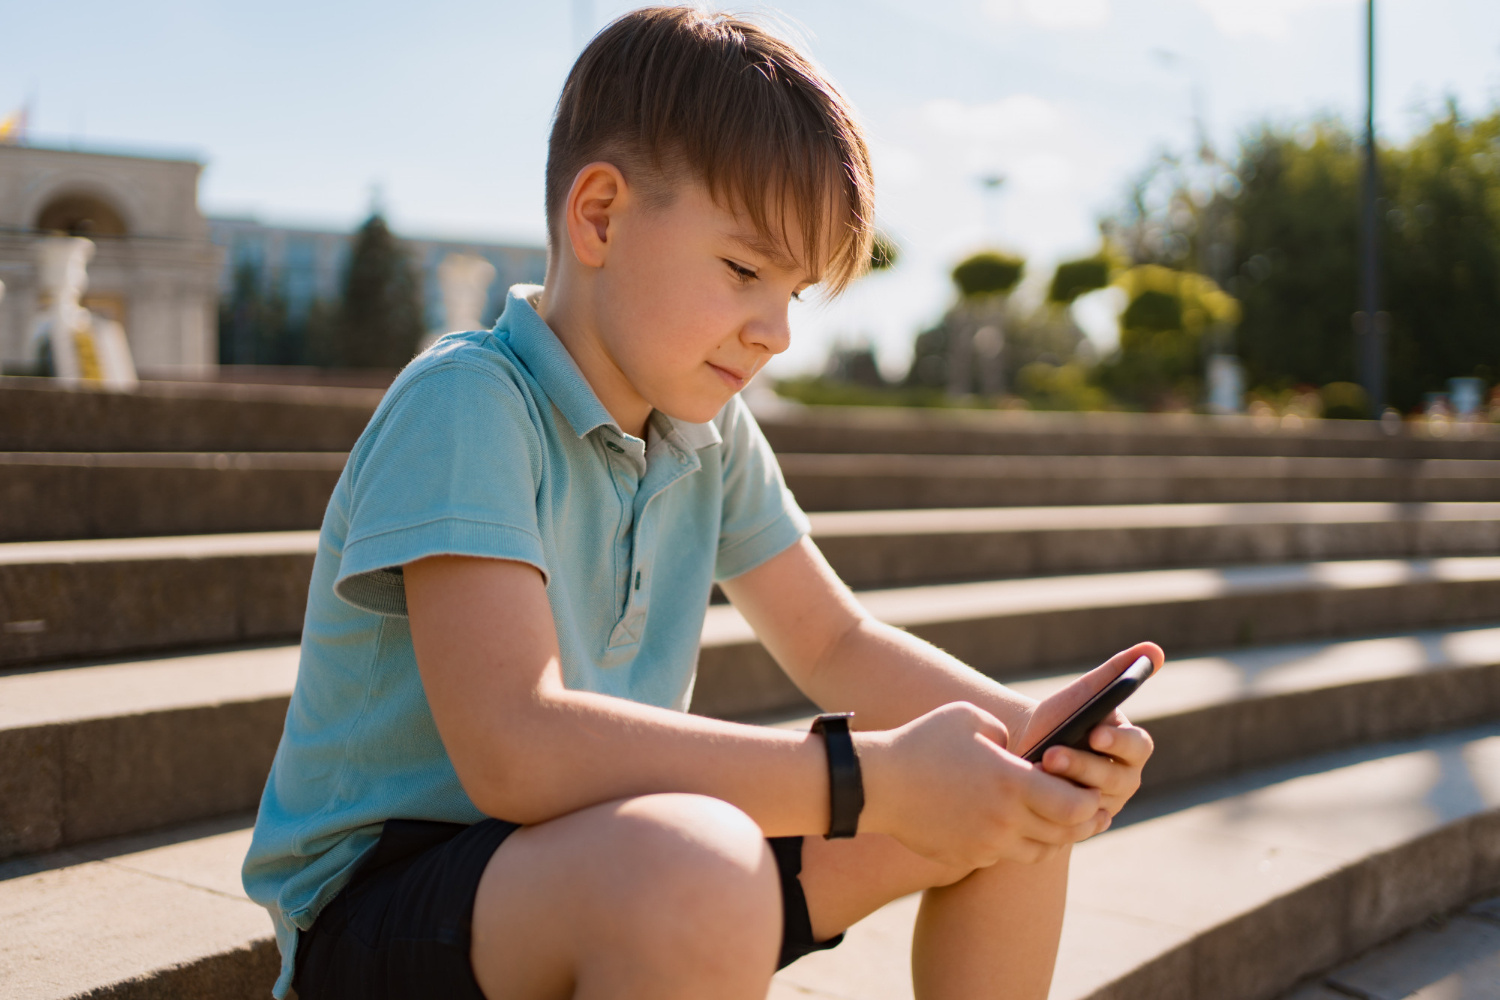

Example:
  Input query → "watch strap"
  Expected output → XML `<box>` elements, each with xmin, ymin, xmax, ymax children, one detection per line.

<box><xmin>811</xmin><ymin>713</ymin><xmax>864</xmax><ymax>839</ymax></box>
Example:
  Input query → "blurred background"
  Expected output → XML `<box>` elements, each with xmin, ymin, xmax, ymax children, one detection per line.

<box><xmin>4</xmin><ymin>0</ymin><xmax>1500</xmax><ymax>416</ymax></box>
<box><xmin>9</xmin><ymin>9</ymin><xmax>1500</xmax><ymax>995</ymax></box>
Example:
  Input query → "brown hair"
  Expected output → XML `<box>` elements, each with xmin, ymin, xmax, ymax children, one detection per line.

<box><xmin>546</xmin><ymin>6</ymin><xmax>874</xmax><ymax>294</ymax></box>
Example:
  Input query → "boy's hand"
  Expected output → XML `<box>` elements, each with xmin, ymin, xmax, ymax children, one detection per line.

<box><xmin>859</xmin><ymin>702</ymin><xmax>1108</xmax><ymax>871</ymax></box>
<box><xmin>1019</xmin><ymin>642</ymin><xmax>1163</xmax><ymax>826</ymax></box>
<box><xmin>1036</xmin><ymin>712</ymin><xmax>1154</xmax><ymax>822</ymax></box>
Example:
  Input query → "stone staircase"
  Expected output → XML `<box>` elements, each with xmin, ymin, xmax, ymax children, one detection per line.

<box><xmin>3</xmin><ymin>375</ymin><xmax>1500</xmax><ymax>999</ymax></box>
<box><xmin>1282</xmin><ymin>894</ymin><xmax>1500</xmax><ymax>999</ymax></box>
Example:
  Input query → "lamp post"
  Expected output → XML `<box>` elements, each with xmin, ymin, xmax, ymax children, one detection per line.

<box><xmin>1356</xmin><ymin>0</ymin><xmax>1384</xmax><ymax>418</ymax></box>
<box><xmin>978</xmin><ymin>174</ymin><xmax>1005</xmax><ymax>243</ymax></box>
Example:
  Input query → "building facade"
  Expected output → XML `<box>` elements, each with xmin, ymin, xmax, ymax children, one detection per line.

<box><xmin>0</xmin><ymin>143</ymin><xmax>221</xmax><ymax>374</ymax></box>
<box><xmin>0</xmin><ymin>142</ymin><xmax>547</xmax><ymax>375</ymax></box>
<box><xmin>207</xmin><ymin>216</ymin><xmax>548</xmax><ymax>362</ymax></box>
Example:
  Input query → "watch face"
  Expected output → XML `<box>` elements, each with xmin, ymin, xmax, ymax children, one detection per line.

<box><xmin>813</xmin><ymin>712</ymin><xmax>855</xmax><ymax>732</ymax></box>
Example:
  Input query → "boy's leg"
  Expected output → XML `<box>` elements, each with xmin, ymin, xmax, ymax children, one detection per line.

<box><xmin>469</xmin><ymin>793</ymin><xmax>783</xmax><ymax>1000</ymax></box>
<box><xmin>798</xmin><ymin>834</ymin><xmax>1070</xmax><ymax>1000</ymax></box>
<box><xmin>911</xmin><ymin>849</ymin><xmax>1070</xmax><ymax>1000</ymax></box>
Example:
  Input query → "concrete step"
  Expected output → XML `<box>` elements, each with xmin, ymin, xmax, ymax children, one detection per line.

<box><xmin>1280</xmin><ymin>895</ymin><xmax>1500</xmax><ymax>1000</ymax></box>
<box><xmin>11</xmin><ymin>451</ymin><xmax>1500</xmax><ymax>542</ymax></box>
<box><xmin>6</xmin><ymin>726</ymin><xmax>1498</xmax><ymax>1000</ymax></box>
<box><xmin>6</xmin><ymin>624</ymin><xmax>1499</xmax><ymax>863</ymax></box>
<box><xmin>0</xmin><ymin>816</ymin><xmax>274</xmax><ymax>1000</ymax></box>
<box><xmin>770</xmin><ymin>724</ymin><xmax>1500</xmax><ymax>1000</ymax></box>
<box><xmin>812</xmin><ymin>501</ymin><xmax>1500</xmax><ymax>591</ymax></box>
<box><xmin>694</xmin><ymin>556</ymin><xmax>1500</xmax><ymax>719</ymax></box>
<box><xmin>773</xmin><ymin>624</ymin><xmax>1500</xmax><ymax>795</ymax></box>
<box><xmin>757</xmin><ymin>406</ymin><xmax>1500</xmax><ymax>461</ymax></box>
<box><xmin>12</xmin><ymin>504</ymin><xmax>1500</xmax><ymax>669</ymax></box>
<box><xmin>0</xmin><ymin>375</ymin><xmax>380</xmax><ymax>453</ymax></box>
<box><xmin>10</xmin><ymin>377</ymin><xmax>1500</xmax><ymax>460</ymax></box>
<box><xmin>0</xmin><ymin>532</ymin><xmax>316</xmax><ymax>668</ymax></box>
<box><xmin>778</xmin><ymin>453</ymin><xmax>1500</xmax><ymax>512</ymax></box>
<box><xmin>0</xmin><ymin>452</ymin><xmax>344</xmax><ymax>542</ymax></box>
<box><xmin>0</xmin><ymin>646</ymin><xmax>297</xmax><ymax>860</ymax></box>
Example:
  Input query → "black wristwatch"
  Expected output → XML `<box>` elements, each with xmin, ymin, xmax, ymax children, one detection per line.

<box><xmin>811</xmin><ymin>713</ymin><xmax>864</xmax><ymax>839</ymax></box>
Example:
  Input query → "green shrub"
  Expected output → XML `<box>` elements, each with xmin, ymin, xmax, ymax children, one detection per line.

<box><xmin>1048</xmin><ymin>257</ymin><xmax>1110</xmax><ymax>304</ymax></box>
<box><xmin>1016</xmin><ymin>362</ymin><xmax>1113</xmax><ymax>411</ymax></box>
<box><xmin>773</xmin><ymin>376</ymin><xmax>954</xmax><ymax>408</ymax></box>
<box><xmin>869</xmin><ymin>231</ymin><xmax>900</xmax><ymax>272</ymax></box>
<box><xmin>952</xmin><ymin>252</ymin><xmax>1025</xmax><ymax>298</ymax></box>
<box><xmin>1320</xmin><ymin>381</ymin><xmax>1370</xmax><ymax>419</ymax></box>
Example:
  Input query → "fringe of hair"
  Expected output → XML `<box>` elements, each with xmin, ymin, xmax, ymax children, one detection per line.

<box><xmin>546</xmin><ymin>6</ymin><xmax>875</xmax><ymax>295</ymax></box>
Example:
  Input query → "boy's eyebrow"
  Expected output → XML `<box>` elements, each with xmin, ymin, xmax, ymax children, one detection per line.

<box><xmin>724</xmin><ymin>230</ymin><xmax>809</xmax><ymax>278</ymax></box>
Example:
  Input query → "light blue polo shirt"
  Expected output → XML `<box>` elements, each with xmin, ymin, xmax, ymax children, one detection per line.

<box><xmin>242</xmin><ymin>285</ymin><xmax>809</xmax><ymax>997</ymax></box>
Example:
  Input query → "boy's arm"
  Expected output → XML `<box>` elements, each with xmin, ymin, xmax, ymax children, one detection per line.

<box><xmin>404</xmin><ymin>553</ymin><xmax>1107</xmax><ymax>868</ymax></box>
<box><xmin>719</xmin><ymin>537</ymin><xmax>1161</xmax><ymax>818</ymax></box>
<box><xmin>720</xmin><ymin>537</ymin><xmax>1036</xmax><ymax>732</ymax></box>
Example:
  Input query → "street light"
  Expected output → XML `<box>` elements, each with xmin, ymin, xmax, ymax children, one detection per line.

<box><xmin>1355</xmin><ymin>0</ymin><xmax>1385</xmax><ymax>419</ymax></box>
<box><xmin>978</xmin><ymin>174</ymin><xmax>1005</xmax><ymax>243</ymax></box>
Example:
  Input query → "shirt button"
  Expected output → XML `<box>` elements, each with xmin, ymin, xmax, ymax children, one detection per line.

<box><xmin>605</xmin><ymin>440</ymin><xmax>625</xmax><ymax>454</ymax></box>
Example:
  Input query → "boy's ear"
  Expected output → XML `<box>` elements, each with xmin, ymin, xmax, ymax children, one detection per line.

<box><xmin>564</xmin><ymin>162</ymin><xmax>627</xmax><ymax>269</ymax></box>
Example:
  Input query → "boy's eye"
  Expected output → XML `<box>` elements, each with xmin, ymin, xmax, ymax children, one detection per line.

<box><xmin>724</xmin><ymin>259</ymin><xmax>757</xmax><ymax>283</ymax></box>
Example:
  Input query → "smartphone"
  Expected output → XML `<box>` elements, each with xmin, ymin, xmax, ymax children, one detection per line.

<box><xmin>1021</xmin><ymin>655</ymin><xmax>1154</xmax><ymax>764</ymax></box>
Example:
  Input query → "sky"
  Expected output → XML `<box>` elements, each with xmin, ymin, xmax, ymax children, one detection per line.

<box><xmin>7</xmin><ymin>0</ymin><xmax>1500</xmax><ymax>377</ymax></box>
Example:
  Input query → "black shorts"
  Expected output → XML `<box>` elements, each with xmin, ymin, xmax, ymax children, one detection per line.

<box><xmin>293</xmin><ymin>818</ymin><xmax>844</xmax><ymax>999</ymax></box>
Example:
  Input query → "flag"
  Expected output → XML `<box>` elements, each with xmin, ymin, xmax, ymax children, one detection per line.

<box><xmin>0</xmin><ymin>106</ymin><xmax>28</xmax><ymax>144</ymax></box>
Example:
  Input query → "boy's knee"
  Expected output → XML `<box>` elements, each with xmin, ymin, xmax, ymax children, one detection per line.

<box><xmin>600</xmin><ymin>794</ymin><xmax>781</xmax><ymax>956</ymax></box>
<box><xmin>614</xmin><ymin>792</ymin><xmax>765</xmax><ymax>852</ymax></box>
<box><xmin>608</xmin><ymin>793</ymin><xmax>774</xmax><ymax>896</ymax></box>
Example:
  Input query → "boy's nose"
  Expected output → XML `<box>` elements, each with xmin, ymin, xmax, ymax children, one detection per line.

<box><xmin>744</xmin><ymin>310</ymin><xmax>792</xmax><ymax>356</ymax></box>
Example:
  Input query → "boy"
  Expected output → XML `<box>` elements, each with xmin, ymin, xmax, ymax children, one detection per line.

<box><xmin>243</xmin><ymin>8</ymin><xmax>1161</xmax><ymax>999</ymax></box>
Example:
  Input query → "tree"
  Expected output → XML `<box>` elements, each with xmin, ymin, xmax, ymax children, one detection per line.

<box><xmin>1107</xmin><ymin>105</ymin><xmax>1500</xmax><ymax>411</ymax></box>
<box><xmin>218</xmin><ymin>261</ymin><xmax>293</xmax><ymax>366</ymax></box>
<box><xmin>1380</xmin><ymin>106</ymin><xmax>1500</xmax><ymax>406</ymax></box>
<box><xmin>1096</xmin><ymin>265</ymin><xmax>1240</xmax><ymax>409</ymax></box>
<box><xmin>904</xmin><ymin>251</ymin><xmax>1027</xmax><ymax>396</ymax></box>
<box><xmin>1228</xmin><ymin>121</ymin><xmax>1363</xmax><ymax>393</ymax></box>
<box><xmin>904</xmin><ymin>251</ymin><xmax>1101</xmax><ymax>400</ymax></box>
<box><xmin>334</xmin><ymin>214</ymin><xmax>425</xmax><ymax>369</ymax></box>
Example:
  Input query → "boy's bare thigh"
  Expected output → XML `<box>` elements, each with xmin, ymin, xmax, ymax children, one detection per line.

<box><xmin>470</xmin><ymin>794</ymin><xmax>780</xmax><ymax>1000</ymax></box>
<box><xmin>471</xmin><ymin>795</ymin><xmax>971</xmax><ymax>1000</ymax></box>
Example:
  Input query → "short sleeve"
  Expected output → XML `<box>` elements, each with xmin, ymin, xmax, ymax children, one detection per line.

<box><xmin>334</xmin><ymin>362</ymin><xmax>547</xmax><ymax>616</ymax></box>
<box><xmin>713</xmin><ymin>396</ymin><xmax>811</xmax><ymax>581</ymax></box>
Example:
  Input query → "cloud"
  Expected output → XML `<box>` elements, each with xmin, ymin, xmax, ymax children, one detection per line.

<box><xmin>1191</xmin><ymin>0</ymin><xmax>1362</xmax><ymax>39</ymax></box>
<box><xmin>984</xmin><ymin>0</ymin><xmax>1111</xmax><ymax>30</ymax></box>
<box><xmin>897</xmin><ymin>94</ymin><xmax>1130</xmax><ymax>281</ymax></box>
<box><xmin>869</xmin><ymin>140</ymin><xmax>922</xmax><ymax>186</ymax></box>
<box><xmin>921</xmin><ymin>93</ymin><xmax>1063</xmax><ymax>141</ymax></box>
<box><xmin>915</xmin><ymin>95</ymin><xmax>1099</xmax><ymax>204</ymax></box>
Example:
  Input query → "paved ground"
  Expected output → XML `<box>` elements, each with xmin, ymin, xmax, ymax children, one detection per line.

<box><xmin>767</xmin><ymin>730</ymin><xmax>1500</xmax><ymax>1000</ymax></box>
<box><xmin>1283</xmin><ymin>896</ymin><xmax>1500</xmax><ymax>1000</ymax></box>
<box><xmin>768</xmin><ymin>895</ymin><xmax>1500</xmax><ymax>1000</ymax></box>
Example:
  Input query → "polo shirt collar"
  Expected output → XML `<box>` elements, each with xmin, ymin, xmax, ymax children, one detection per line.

<box><xmin>654</xmin><ymin>409</ymin><xmax>722</xmax><ymax>452</ymax></box>
<box><xmin>498</xmin><ymin>285</ymin><xmax>723</xmax><ymax>451</ymax></box>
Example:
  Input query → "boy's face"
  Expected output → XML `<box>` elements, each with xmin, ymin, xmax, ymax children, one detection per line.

<box><xmin>588</xmin><ymin>176</ymin><xmax>819</xmax><ymax>426</ymax></box>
